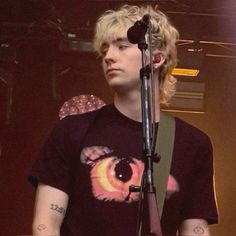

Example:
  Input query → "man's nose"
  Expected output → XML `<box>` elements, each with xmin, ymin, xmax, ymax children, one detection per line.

<box><xmin>104</xmin><ymin>47</ymin><xmax>117</xmax><ymax>64</ymax></box>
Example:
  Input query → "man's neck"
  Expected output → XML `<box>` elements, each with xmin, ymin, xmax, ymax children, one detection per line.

<box><xmin>114</xmin><ymin>91</ymin><xmax>160</xmax><ymax>122</ymax></box>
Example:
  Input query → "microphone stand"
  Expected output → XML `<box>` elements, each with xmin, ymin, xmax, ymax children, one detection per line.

<box><xmin>132</xmin><ymin>18</ymin><xmax>163</xmax><ymax>236</ymax></box>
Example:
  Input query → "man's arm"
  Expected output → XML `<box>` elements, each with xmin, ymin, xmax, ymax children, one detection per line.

<box><xmin>32</xmin><ymin>183</ymin><xmax>69</xmax><ymax>235</ymax></box>
<box><xmin>179</xmin><ymin>219</ymin><xmax>210</xmax><ymax>236</ymax></box>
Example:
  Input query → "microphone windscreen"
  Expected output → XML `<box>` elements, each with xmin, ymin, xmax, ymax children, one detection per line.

<box><xmin>127</xmin><ymin>21</ymin><xmax>147</xmax><ymax>44</ymax></box>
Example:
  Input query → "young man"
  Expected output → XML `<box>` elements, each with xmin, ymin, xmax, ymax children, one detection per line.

<box><xmin>29</xmin><ymin>4</ymin><xmax>218</xmax><ymax>236</ymax></box>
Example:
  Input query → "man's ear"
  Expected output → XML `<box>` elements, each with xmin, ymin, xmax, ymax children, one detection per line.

<box><xmin>153</xmin><ymin>53</ymin><xmax>165</xmax><ymax>69</ymax></box>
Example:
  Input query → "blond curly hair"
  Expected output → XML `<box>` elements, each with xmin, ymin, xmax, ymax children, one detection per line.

<box><xmin>93</xmin><ymin>4</ymin><xmax>179</xmax><ymax>106</ymax></box>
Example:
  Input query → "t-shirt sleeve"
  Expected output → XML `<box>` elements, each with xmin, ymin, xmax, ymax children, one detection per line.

<box><xmin>28</xmin><ymin>116</ymin><xmax>80</xmax><ymax>195</ymax></box>
<box><xmin>182</xmin><ymin>135</ymin><xmax>218</xmax><ymax>224</ymax></box>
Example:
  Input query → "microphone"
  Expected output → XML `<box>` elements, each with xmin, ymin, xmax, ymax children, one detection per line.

<box><xmin>127</xmin><ymin>14</ymin><xmax>150</xmax><ymax>44</ymax></box>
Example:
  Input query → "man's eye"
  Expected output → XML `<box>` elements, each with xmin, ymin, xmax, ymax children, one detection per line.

<box><xmin>100</xmin><ymin>46</ymin><xmax>108</xmax><ymax>56</ymax></box>
<box><xmin>119</xmin><ymin>44</ymin><xmax>129</xmax><ymax>50</ymax></box>
<box><xmin>101</xmin><ymin>49</ymin><xmax>108</xmax><ymax>57</ymax></box>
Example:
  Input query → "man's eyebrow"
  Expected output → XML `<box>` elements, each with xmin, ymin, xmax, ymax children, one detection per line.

<box><xmin>102</xmin><ymin>37</ymin><xmax>129</xmax><ymax>46</ymax></box>
<box><xmin>116</xmin><ymin>37</ymin><xmax>129</xmax><ymax>43</ymax></box>
<box><xmin>100</xmin><ymin>37</ymin><xmax>130</xmax><ymax>51</ymax></box>
<box><xmin>101</xmin><ymin>42</ymin><xmax>108</xmax><ymax>48</ymax></box>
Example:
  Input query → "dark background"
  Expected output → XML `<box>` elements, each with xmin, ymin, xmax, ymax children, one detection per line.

<box><xmin>0</xmin><ymin>1</ymin><xmax>236</xmax><ymax>235</ymax></box>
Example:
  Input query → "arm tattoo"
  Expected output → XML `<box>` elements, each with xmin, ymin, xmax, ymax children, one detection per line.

<box><xmin>193</xmin><ymin>225</ymin><xmax>206</xmax><ymax>235</ymax></box>
<box><xmin>50</xmin><ymin>203</ymin><xmax>66</xmax><ymax>216</ymax></box>
<box><xmin>37</xmin><ymin>224</ymin><xmax>47</xmax><ymax>231</ymax></box>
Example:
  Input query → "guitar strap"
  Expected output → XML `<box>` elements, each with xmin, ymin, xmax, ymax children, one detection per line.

<box><xmin>154</xmin><ymin>112</ymin><xmax>176</xmax><ymax>218</ymax></box>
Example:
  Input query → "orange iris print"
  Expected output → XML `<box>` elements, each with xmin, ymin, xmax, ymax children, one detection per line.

<box><xmin>80</xmin><ymin>146</ymin><xmax>144</xmax><ymax>203</ymax></box>
<box><xmin>91</xmin><ymin>156</ymin><xmax>144</xmax><ymax>202</ymax></box>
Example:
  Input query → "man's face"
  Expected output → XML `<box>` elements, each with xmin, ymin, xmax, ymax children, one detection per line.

<box><xmin>101</xmin><ymin>31</ymin><xmax>142</xmax><ymax>93</ymax></box>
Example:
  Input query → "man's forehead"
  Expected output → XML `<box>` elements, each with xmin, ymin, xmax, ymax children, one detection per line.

<box><xmin>100</xmin><ymin>25</ymin><xmax>129</xmax><ymax>44</ymax></box>
<box><xmin>101</xmin><ymin>35</ymin><xmax>129</xmax><ymax>47</ymax></box>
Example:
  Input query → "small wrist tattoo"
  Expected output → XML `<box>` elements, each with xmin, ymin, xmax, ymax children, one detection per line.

<box><xmin>193</xmin><ymin>225</ymin><xmax>205</xmax><ymax>235</ymax></box>
<box><xmin>50</xmin><ymin>203</ymin><xmax>66</xmax><ymax>216</ymax></box>
<box><xmin>37</xmin><ymin>224</ymin><xmax>47</xmax><ymax>231</ymax></box>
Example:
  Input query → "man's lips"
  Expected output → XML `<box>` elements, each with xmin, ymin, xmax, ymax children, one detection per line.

<box><xmin>106</xmin><ymin>68</ymin><xmax>121</xmax><ymax>75</ymax></box>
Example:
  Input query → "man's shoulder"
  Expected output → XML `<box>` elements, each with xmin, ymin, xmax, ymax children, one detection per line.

<box><xmin>174</xmin><ymin>116</ymin><xmax>211</xmax><ymax>145</ymax></box>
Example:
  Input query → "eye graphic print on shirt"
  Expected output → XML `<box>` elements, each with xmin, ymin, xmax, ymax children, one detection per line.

<box><xmin>80</xmin><ymin>146</ymin><xmax>179</xmax><ymax>203</ymax></box>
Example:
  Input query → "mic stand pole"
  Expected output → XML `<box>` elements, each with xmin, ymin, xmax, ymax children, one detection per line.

<box><xmin>135</xmin><ymin>37</ymin><xmax>163</xmax><ymax>236</ymax></box>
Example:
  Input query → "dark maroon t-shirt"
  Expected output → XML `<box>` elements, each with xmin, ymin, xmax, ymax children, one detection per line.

<box><xmin>29</xmin><ymin>104</ymin><xmax>218</xmax><ymax>236</ymax></box>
